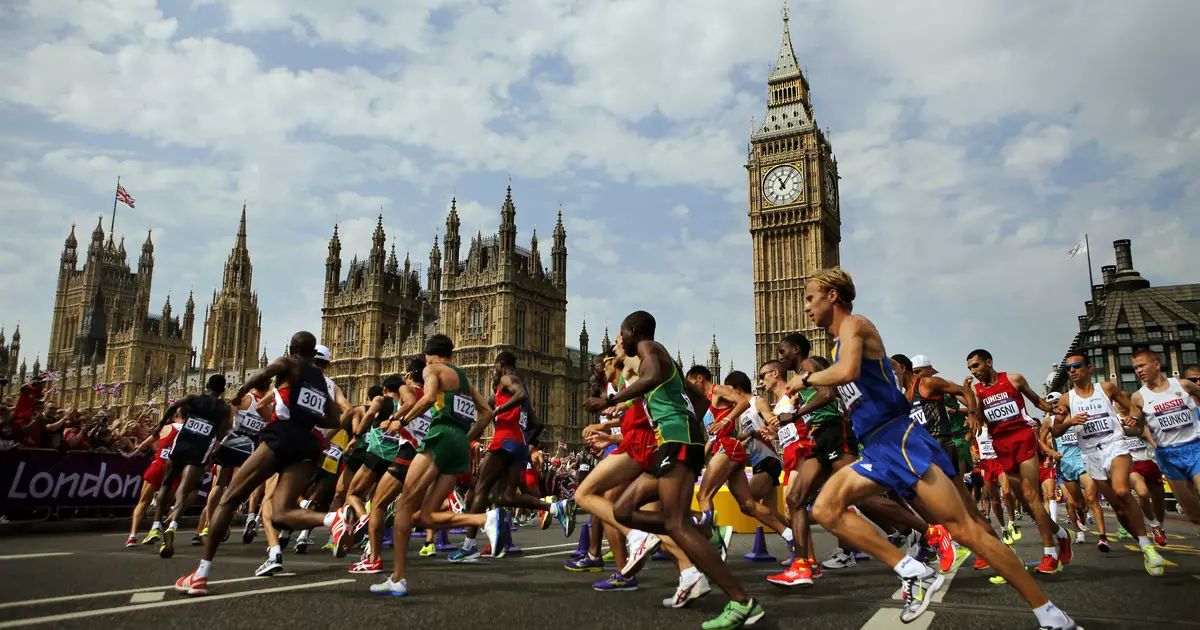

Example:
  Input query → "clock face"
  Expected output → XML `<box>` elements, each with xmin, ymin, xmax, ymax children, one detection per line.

<box><xmin>762</xmin><ymin>164</ymin><xmax>802</xmax><ymax>205</ymax></box>
<box><xmin>824</xmin><ymin>168</ymin><xmax>837</xmax><ymax>207</ymax></box>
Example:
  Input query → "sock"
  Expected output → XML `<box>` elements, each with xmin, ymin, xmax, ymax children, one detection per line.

<box><xmin>680</xmin><ymin>566</ymin><xmax>701</xmax><ymax>582</ymax></box>
<box><xmin>462</xmin><ymin>538</ymin><xmax>477</xmax><ymax>551</ymax></box>
<box><xmin>1148</xmin><ymin>519</ymin><xmax>1160</xmax><ymax>528</ymax></box>
<box><xmin>151</xmin><ymin>521</ymin><xmax>161</xmax><ymax>531</ymax></box>
<box><xmin>1138</xmin><ymin>535</ymin><xmax>1153</xmax><ymax>548</ymax></box>
<box><xmin>1044</xmin><ymin>546</ymin><xmax>1058</xmax><ymax>559</ymax></box>
<box><xmin>1049</xmin><ymin>500</ymin><xmax>1058</xmax><ymax>522</ymax></box>
<box><xmin>1099</xmin><ymin>533</ymin><xmax>1108</xmax><ymax>540</ymax></box>
<box><xmin>196</xmin><ymin>559</ymin><xmax>212</xmax><ymax>579</ymax></box>
<box><xmin>299</xmin><ymin>500</ymin><xmax>311</xmax><ymax>509</ymax></box>
<box><xmin>781</xmin><ymin>528</ymin><xmax>794</xmax><ymax>544</ymax></box>
<box><xmin>269</xmin><ymin>544</ymin><xmax>282</xmax><ymax>559</ymax></box>
<box><xmin>1032</xmin><ymin>602</ymin><xmax>1070</xmax><ymax>628</ymax></box>
<box><xmin>1054</xmin><ymin>525</ymin><xmax>1068</xmax><ymax>541</ymax></box>
<box><xmin>248</xmin><ymin>512</ymin><xmax>257</xmax><ymax>523</ymax></box>
<box><xmin>587</xmin><ymin>553</ymin><xmax>599</xmax><ymax>561</ymax></box>
<box><xmin>892</xmin><ymin>555</ymin><xmax>930</xmax><ymax>578</ymax></box>
<box><xmin>323</xmin><ymin>512</ymin><xmax>336</xmax><ymax>528</ymax></box>
<box><xmin>168</xmin><ymin>520</ymin><xmax>178</xmax><ymax>531</ymax></box>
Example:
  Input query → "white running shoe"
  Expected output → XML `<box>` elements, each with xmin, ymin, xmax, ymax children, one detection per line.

<box><xmin>621</xmin><ymin>530</ymin><xmax>661</xmax><ymax>576</ymax></box>
<box><xmin>822</xmin><ymin>548</ymin><xmax>857</xmax><ymax>570</ymax></box>
<box><xmin>369</xmin><ymin>577</ymin><xmax>407</xmax><ymax>597</ymax></box>
<box><xmin>255</xmin><ymin>555</ymin><xmax>283</xmax><ymax>577</ymax></box>
<box><xmin>483</xmin><ymin>509</ymin><xmax>501</xmax><ymax>554</ymax></box>
<box><xmin>662</xmin><ymin>573</ymin><xmax>710</xmax><ymax>608</ymax></box>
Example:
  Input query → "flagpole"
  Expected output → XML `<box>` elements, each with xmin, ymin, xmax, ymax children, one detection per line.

<box><xmin>110</xmin><ymin>176</ymin><xmax>120</xmax><ymax>236</ymax></box>
<box><xmin>1084</xmin><ymin>233</ymin><xmax>1096</xmax><ymax>298</ymax></box>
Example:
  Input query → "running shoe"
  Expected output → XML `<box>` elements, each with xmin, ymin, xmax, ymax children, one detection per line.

<box><xmin>1117</xmin><ymin>526</ymin><xmax>1129</xmax><ymax>540</ymax></box>
<box><xmin>1002</xmin><ymin>524</ymin><xmax>1015</xmax><ymax>546</ymax></box>
<box><xmin>295</xmin><ymin>533</ymin><xmax>310</xmax><ymax>554</ymax></box>
<box><xmin>1096</xmin><ymin>536</ymin><xmax>1110</xmax><ymax>552</ymax></box>
<box><xmin>255</xmin><ymin>555</ymin><xmax>283</xmax><ymax>576</ymax></box>
<box><xmin>449</xmin><ymin>545</ymin><xmax>481</xmax><ymax>563</ymax></box>
<box><xmin>330</xmin><ymin>506</ymin><xmax>351</xmax><ymax>558</ymax></box>
<box><xmin>927</xmin><ymin>525</ymin><xmax>955</xmax><ymax>571</ymax></box>
<box><xmin>1142</xmin><ymin>545</ymin><xmax>1166</xmax><ymax>576</ymax></box>
<box><xmin>142</xmin><ymin>528</ymin><xmax>163</xmax><ymax>545</ymax></box>
<box><xmin>809</xmin><ymin>560</ymin><xmax>824</xmax><ymax>579</ymax></box>
<box><xmin>621</xmin><ymin>530</ymin><xmax>661</xmax><ymax>575</ymax></box>
<box><xmin>1034</xmin><ymin>554</ymin><xmax>1061</xmax><ymax>574</ymax></box>
<box><xmin>593</xmin><ymin>573</ymin><xmax>638</xmax><ymax>592</ymax></box>
<box><xmin>973</xmin><ymin>556</ymin><xmax>990</xmax><ymax>570</ymax></box>
<box><xmin>1073</xmin><ymin>528</ymin><xmax>1086</xmax><ymax>544</ymax></box>
<box><xmin>349</xmin><ymin>559</ymin><xmax>383</xmax><ymax>574</ymax></box>
<box><xmin>555</xmin><ymin>500</ymin><xmax>576</xmax><ymax>537</ymax></box>
<box><xmin>988</xmin><ymin>574</ymin><xmax>1007</xmax><ymax>585</ymax></box>
<box><xmin>663</xmin><ymin>572</ymin><xmax>710</xmax><ymax>609</ymax></box>
<box><xmin>192</xmin><ymin>531</ymin><xmax>204</xmax><ymax>546</ymax></box>
<box><xmin>449</xmin><ymin>489</ymin><xmax>466</xmax><ymax>514</ymax></box>
<box><xmin>564</xmin><ymin>555</ymin><xmax>605</xmax><ymax>572</ymax></box>
<box><xmin>701</xmin><ymin>598</ymin><xmax>765</xmax><ymax>630</ymax></box>
<box><xmin>174</xmin><ymin>572</ymin><xmax>208</xmax><ymax>597</ymax></box>
<box><xmin>159</xmin><ymin>527</ymin><xmax>176</xmax><ymax>559</ymax></box>
<box><xmin>899</xmin><ymin>571</ymin><xmax>945</xmax><ymax>623</ymax></box>
<box><xmin>766</xmin><ymin>559</ymin><xmax>814</xmax><ymax>587</ymax></box>
<box><xmin>418</xmin><ymin>543</ymin><xmax>436</xmax><ymax>557</ymax></box>
<box><xmin>242</xmin><ymin>519</ymin><xmax>256</xmax><ymax>544</ymax></box>
<box><xmin>1151</xmin><ymin>525</ymin><xmax>1167</xmax><ymax>547</ymax></box>
<box><xmin>539</xmin><ymin>507</ymin><xmax>554</xmax><ymax>530</ymax></box>
<box><xmin>483</xmin><ymin>508</ymin><xmax>502</xmax><ymax>555</ymax></box>
<box><xmin>822</xmin><ymin>549</ymin><xmax>856</xmax><ymax>570</ymax></box>
<box><xmin>352</xmin><ymin>514</ymin><xmax>370</xmax><ymax>545</ymax></box>
<box><xmin>1057</xmin><ymin>531</ymin><xmax>1073</xmax><ymax>565</ymax></box>
<box><xmin>125</xmin><ymin>535</ymin><xmax>137</xmax><ymax>548</ymax></box>
<box><xmin>322</xmin><ymin>541</ymin><xmax>335</xmax><ymax>552</ymax></box>
<box><xmin>602</xmin><ymin>550</ymin><xmax>614</xmax><ymax>562</ymax></box>
<box><xmin>947</xmin><ymin>544</ymin><xmax>971</xmax><ymax>574</ymax></box>
<box><xmin>1011</xmin><ymin>522</ymin><xmax>1022</xmax><ymax>541</ymax></box>
<box><xmin>719</xmin><ymin>525</ymin><xmax>734</xmax><ymax>560</ymax></box>
<box><xmin>369</xmin><ymin>577</ymin><xmax>407</xmax><ymax>597</ymax></box>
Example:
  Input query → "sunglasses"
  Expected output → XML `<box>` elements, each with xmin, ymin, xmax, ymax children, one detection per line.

<box><xmin>1187</xmin><ymin>377</ymin><xmax>1200</xmax><ymax>384</ymax></box>
<box><xmin>757</xmin><ymin>371</ymin><xmax>771</xmax><ymax>378</ymax></box>
<box><xmin>1064</xmin><ymin>362</ymin><xmax>1085</xmax><ymax>370</ymax></box>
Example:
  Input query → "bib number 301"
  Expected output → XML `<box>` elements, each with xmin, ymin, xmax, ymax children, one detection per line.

<box><xmin>297</xmin><ymin>386</ymin><xmax>327</xmax><ymax>416</ymax></box>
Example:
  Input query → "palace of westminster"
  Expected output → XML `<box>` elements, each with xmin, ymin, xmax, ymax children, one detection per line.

<box><xmin>1</xmin><ymin>8</ymin><xmax>861</xmax><ymax>448</ymax></box>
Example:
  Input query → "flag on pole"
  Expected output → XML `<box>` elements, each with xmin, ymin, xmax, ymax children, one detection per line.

<box><xmin>146</xmin><ymin>398</ymin><xmax>158</xmax><ymax>406</ymax></box>
<box><xmin>92</xmin><ymin>383</ymin><xmax>107</xmax><ymax>394</ymax></box>
<box><xmin>116</xmin><ymin>184</ymin><xmax>136</xmax><ymax>208</ymax></box>
<box><xmin>1068</xmin><ymin>239</ymin><xmax>1087</xmax><ymax>258</ymax></box>
<box><xmin>108</xmin><ymin>382</ymin><xmax>123</xmax><ymax>397</ymax></box>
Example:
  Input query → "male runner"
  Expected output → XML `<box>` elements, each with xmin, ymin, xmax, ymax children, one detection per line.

<box><xmin>198</xmin><ymin>382</ymin><xmax>270</xmax><ymax>545</ymax></box>
<box><xmin>173</xmin><ymin>332</ymin><xmax>352</xmax><ymax>595</ymax></box>
<box><xmin>1047</xmin><ymin>391</ymin><xmax>1090</xmax><ymax>545</ymax></box>
<box><xmin>128</xmin><ymin>416</ymin><xmax>182</xmax><ymax>546</ymax></box>
<box><xmin>343</xmin><ymin>377</ymin><xmax>403</xmax><ymax>535</ymax></box>
<box><xmin>586</xmin><ymin>312</ymin><xmax>763</xmax><ymax>630</ymax></box>
<box><xmin>1053</xmin><ymin>352</ymin><xmax>1166</xmax><ymax>575</ymax></box>
<box><xmin>153</xmin><ymin>375</ymin><xmax>233</xmax><ymax>559</ymax></box>
<box><xmin>793</xmin><ymin>268</ymin><xmax>1076</xmax><ymax>629</ymax></box>
<box><xmin>689</xmin><ymin>365</ymin><xmax>748</xmax><ymax>531</ymax></box>
<box><xmin>966</xmin><ymin>349</ymin><xmax>1073</xmax><ymax>574</ymax></box>
<box><xmin>1125</xmin><ymin>430</ymin><xmax>1168</xmax><ymax>545</ymax></box>
<box><xmin>369</xmin><ymin>334</ymin><xmax>502</xmax><ymax>597</ymax></box>
<box><xmin>1132</xmin><ymin>350</ymin><xmax>1200</xmax><ymax>524</ymax></box>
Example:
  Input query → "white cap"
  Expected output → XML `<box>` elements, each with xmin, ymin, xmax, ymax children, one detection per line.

<box><xmin>911</xmin><ymin>354</ymin><xmax>938</xmax><ymax>374</ymax></box>
<box><xmin>1046</xmin><ymin>391</ymin><xmax>1062</xmax><ymax>403</ymax></box>
<box><xmin>315</xmin><ymin>345</ymin><xmax>332</xmax><ymax>362</ymax></box>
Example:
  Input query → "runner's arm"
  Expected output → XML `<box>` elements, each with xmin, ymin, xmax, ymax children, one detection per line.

<box><xmin>402</xmin><ymin>366</ymin><xmax>441</xmax><ymax>423</ymax></box>
<box><xmin>158</xmin><ymin>395</ymin><xmax>197</xmax><ymax>429</ymax></box>
<box><xmin>255</xmin><ymin>390</ymin><xmax>276</xmax><ymax>418</ymax></box>
<box><xmin>465</xmin><ymin>384</ymin><xmax>495</xmax><ymax>442</ymax></box>
<box><xmin>1180</xmin><ymin>378</ymin><xmax>1200</xmax><ymax>404</ymax></box>
<box><xmin>794</xmin><ymin>316</ymin><xmax>867</xmax><ymax>389</ymax></box>
<box><xmin>1104</xmin><ymin>381</ymin><xmax>1144</xmax><ymax>432</ymax></box>
<box><xmin>492</xmin><ymin>373</ymin><xmax>527</xmax><ymax>416</ymax></box>
<box><xmin>594</xmin><ymin>341</ymin><xmax>665</xmax><ymax>407</ymax></box>
<box><xmin>1011</xmin><ymin>373</ymin><xmax>1052</xmax><ymax>413</ymax></box>
<box><xmin>235</xmin><ymin>356</ymin><xmax>295</xmax><ymax>401</ymax></box>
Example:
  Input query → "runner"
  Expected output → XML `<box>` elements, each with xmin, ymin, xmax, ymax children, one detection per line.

<box><xmin>1047</xmin><ymin>391</ymin><xmax>1089</xmax><ymax>546</ymax></box>
<box><xmin>966</xmin><ymin>349</ymin><xmax>1073</xmax><ymax>574</ymax></box>
<box><xmin>1132</xmin><ymin>349</ymin><xmax>1200</xmax><ymax>525</ymax></box>
<box><xmin>342</xmin><ymin>377</ymin><xmax>403</xmax><ymax>540</ymax></box>
<box><xmin>152</xmin><ymin>375</ymin><xmax>233</xmax><ymax>560</ymax></box>
<box><xmin>689</xmin><ymin>365</ymin><xmax>749</xmax><ymax>532</ymax></box>
<box><xmin>1052</xmin><ymin>351</ymin><xmax>1166</xmax><ymax>575</ymax></box>
<box><xmin>369</xmin><ymin>334</ymin><xmax>502</xmax><ymax>597</ymax></box>
<box><xmin>586</xmin><ymin>311</ymin><xmax>763</xmax><ymax>629</ymax></box>
<box><xmin>129</xmin><ymin>416</ymin><xmax>182</xmax><ymax>546</ymax></box>
<box><xmin>793</xmin><ymin>268</ymin><xmax>1076</xmax><ymax>629</ymax></box>
<box><xmin>197</xmin><ymin>382</ymin><xmax>270</xmax><ymax>546</ymax></box>
<box><xmin>1125</xmin><ymin>430</ymin><xmax>1168</xmax><ymax>546</ymax></box>
<box><xmin>173</xmin><ymin>332</ymin><xmax>353</xmax><ymax>596</ymax></box>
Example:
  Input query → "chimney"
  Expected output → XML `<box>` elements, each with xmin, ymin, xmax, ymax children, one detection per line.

<box><xmin>1084</xmin><ymin>301</ymin><xmax>1094</xmax><ymax>318</ymax></box>
<box><xmin>1101</xmin><ymin>265</ymin><xmax>1117</xmax><ymax>284</ymax></box>
<box><xmin>1113</xmin><ymin>239</ymin><xmax>1133</xmax><ymax>272</ymax></box>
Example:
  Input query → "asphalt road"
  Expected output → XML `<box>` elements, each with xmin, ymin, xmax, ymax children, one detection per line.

<box><xmin>1</xmin><ymin>512</ymin><xmax>1198</xmax><ymax>630</ymax></box>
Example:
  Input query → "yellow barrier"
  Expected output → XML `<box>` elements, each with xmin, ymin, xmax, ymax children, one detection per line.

<box><xmin>690</xmin><ymin>484</ymin><xmax>790</xmax><ymax>534</ymax></box>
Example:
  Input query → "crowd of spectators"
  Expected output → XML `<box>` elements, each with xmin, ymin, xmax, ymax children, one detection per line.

<box><xmin>0</xmin><ymin>377</ymin><xmax>161</xmax><ymax>456</ymax></box>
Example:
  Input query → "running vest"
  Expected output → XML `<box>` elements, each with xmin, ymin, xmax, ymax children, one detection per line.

<box><xmin>907</xmin><ymin>376</ymin><xmax>952</xmax><ymax>438</ymax></box>
<box><xmin>182</xmin><ymin>393</ymin><xmax>227</xmax><ymax>441</ymax></box>
<box><xmin>233</xmin><ymin>392</ymin><xmax>266</xmax><ymax>437</ymax></box>
<box><xmin>1138</xmin><ymin>378</ymin><xmax>1200</xmax><ymax>447</ymax></box>
<box><xmin>1124</xmin><ymin>435</ymin><xmax>1154</xmax><ymax>462</ymax></box>
<box><xmin>493</xmin><ymin>372</ymin><xmax>531</xmax><ymax>444</ymax></box>
<box><xmin>644</xmin><ymin>359</ymin><xmax>700</xmax><ymax>445</ymax></box>
<box><xmin>399</xmin><ymin>386</ymin><xmax>433</xmax><ymax>446</ymax></box>
<box><xmin>272</xmin><ymin>359</ymin><xmax>331</xmax><ymax>435</ymax></box>
<box><xmin>1054</xmin><ymin>426</ymin><xmax>1081</xmax><ymax>462</ymax></box>
<box><xmin>157</xmin><ymin>422</ymin><xmax>183</xmax><ymax>460</ymax></box>
<box><xmin>774</xmin><ymin>395</ymin><xmax>807</xmax><ymax>448</ymax></box>
<box><xmin>740</xmin><ymin>397</ymin><xmax>779</xmax><ymax>465</ymax></box>
<box><xmin>711</xmin><ymin>402</ymin><xmax>738</xmax><ymax>440</ymax></box>
<box><xmin>976</xmin><ymin>427</ymin><xmax>997</xmax><ymax>460</ymax></box>
<box><xmin>1066</xmin><ymin>385</ymin><xmax>1124</xmax><ymax>453</ymax></box>
<box><xmin>617</xmin><ymin>378</ymin><xmax>651</xmax><ymax>434</ymax></box>
<box><xmin>795</xmin><ymin>386</ymin><xmax>841</xmax><ymax>427</ymax></box>
<box><xmin>972</xmin><ymin>373</ymin><xmax>1030</xmax><ymax>437</ymax></box>
<box><xmin>430</xmin><ymin>363</ymin><xmax>475</xmax><ymax>431</ymax></box>
<box><xmin>831</xmin><ymin>336</ymin><xmax>910</xmax><ymax>439</ymax></box>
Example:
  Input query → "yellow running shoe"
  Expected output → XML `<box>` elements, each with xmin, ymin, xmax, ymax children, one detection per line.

<box><xmin>1143</xmin><ymin>545</ymin><xmax>1166</xmax><ymax>576</ymax></box>
<box><xmin>419</xmin><ymin>543</ymin><xmax>436</xmax><ymax>557</ymax></box>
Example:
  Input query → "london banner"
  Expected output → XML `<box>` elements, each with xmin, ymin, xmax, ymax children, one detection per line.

<box><xmin>1</xmin><ymin>449</ymin><xmax>211</xmax><ymax>511</ymax></box>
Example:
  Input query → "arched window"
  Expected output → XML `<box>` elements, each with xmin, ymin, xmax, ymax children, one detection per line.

<box><xmin>344</xmin><ymin>320</ymin><xmax>357</xmax><ymax>344</ymax></box>
<box><xmin>115</xmin><ymin>350</ymin><xmax>126</xmax><ymax>379</ymax></box>
<box><xmin>515</xmin><ymin>304</ymin><xmax>527</xmax><ymax>347</ymax></box>
<box><xmin>539</xmin><ymin>381</ymin><xmax>549</xmax><ymax>423</ymax></box>
<box><xmin>539</xmin><ymin>312</ymin><xmax>550</xmax><ymax>353</ymax></box>
<box><xmin>469</xmin><ymin>303</ymin><xmax>484</xmax><ymax>338</ymax></box>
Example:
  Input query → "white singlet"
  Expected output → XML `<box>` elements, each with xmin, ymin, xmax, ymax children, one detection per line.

<box><xmin>1138</xmin><ymin>378</ymin><xmax>1200</xmax><ymax>448</ymax></box>
<box><xmin>1067</xmin><ymin>385</ymin><xmax>1129</xmax><ymax>481</ymax></box>
<box><xmin>741</xmin><ymin>396</ymin><xmax>780</xmax><ymax>466</ymax></box>
<box><xmin>774</xmin><ymin>395</ymin><xmax>801</xmax><ymax>448</ymax></box>
<box><xmin>977</xmin><ymin>427</ymin><xmax>997</xmax><ymax>461</ymax></box>
<box><xmin>1123</xmin><ymin>435</ymin><xmax>1154</xmax><ymax>463</ymax></box>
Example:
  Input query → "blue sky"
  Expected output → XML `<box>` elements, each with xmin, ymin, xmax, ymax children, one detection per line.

<box><xmin>1</xmin><ymin>0</ymin><xmax>1198</xmax><ymax>390</ymax></box>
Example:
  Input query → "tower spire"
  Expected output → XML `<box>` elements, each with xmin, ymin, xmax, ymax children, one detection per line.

<box><xmin>770</xmin><ymin>0</ymin><xmax>801</xmax><ymax>82</ymax></box>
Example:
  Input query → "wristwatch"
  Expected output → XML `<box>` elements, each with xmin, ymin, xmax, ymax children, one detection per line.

<box><xmin>799</xmin><ymin>371</ymin><xmax>811</xmax><ymax>388</ymax></box>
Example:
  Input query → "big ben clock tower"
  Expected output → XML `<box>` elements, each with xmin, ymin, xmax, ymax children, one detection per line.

<box><xmin>747</xmin><ymin>1</ymin><xmax>841</xmax><ymax>368</ymax></box>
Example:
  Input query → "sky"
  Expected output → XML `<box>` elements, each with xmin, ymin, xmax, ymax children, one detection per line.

<box><xmin>1</xmin><ymin>0</ymin><xmax>1198</xmax><ymax>391</ymax></box>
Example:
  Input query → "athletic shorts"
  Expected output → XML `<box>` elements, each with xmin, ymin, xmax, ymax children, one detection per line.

<box><xmin>142</xmin><ymin>459</ymin><xmax>173</xmax><ymax>488</ymax></box>
<box><xmin>810</xmin><ymin>422</ymin><xmax>857</xmax><ymax>468</ymax></box>
<box><xmin>385</xmin><ymin>444</ymin><xmax>419</xmax><ymax>482</ymax></box>
<box><xmin>649</xmin><ymin>442</ymin><xmax>705</xmax><ymax>479</ymax></box>
<box><xmin>360</xmin><ymin>451</ymin><xmax>395</xmax><ymax>477</ymax></box>
<box><xmin>1132</xmin><ymin>459</ymin><xmax>1163</xmax><ymax>487</ymax></box>
<box><xmin>936</xmin><ymin>436</ymin><xmax>961</xmax><ymax>476</ymax></box>
<box><xmin>260</xmin><ymin>423</ymin><xmax>322</xmax><ymax>467</ymax></box>
<box><xmin>417</xmin><ymin>422</ymin><xmax>470</xmax><ymax>475</ymax></box>
<box><xmin>852</xmin><ymin>418</ymin><xmax>956</xmax><ymax>499</ymax></box>
<box><xmin>1081</xmin><ymin>439</ymin><xmax>1130</xmax><ymax>482</ymax></box>
<box><xmin>603</xmin><ymin>443</ymin><xmax>619</xmax><ymax>458</ymax></box>
<box><xmin>344</xmin><ymin>439</ymin><xmax>371</xmax><ymax>473</ymax></box>
<box><xmin>714</xmin><ymin>436</ymin><xmax>747</xmax><ymax>465</ymax></box>
<box><xmin>169</xmin><ymin>424</ymin><xmax>218</xmax><ymax>467</ymax></box>
<box><xmin>1156</xmin><ymin>439</ymin><xmax>1200</xmax><ymax>481</ymax></box>
<box><xmin>782</xmin><ymin>439</ymin><xmax>815</xmax><ymax>473</ymax></box>
<box><xmin>751</xmin><ymin>457</ymin><xmax>783</xmax><ymax>487</ymax></box>
<box><xmin>990</xmin><ymin>425</ymin><xmax>1039</xmax><ymax>475</ymax></box>
<box><xmin>522</xmin><ymin>471</ymin><xmax>538</xmax><ymax>493</ymax></box>
<box><xmin>953</xmin><ymin>435</ymin><xmax>972</xmax><ymax>470</ymax></box>
<box><xmin>212</xmin><ymin>434</ymin><xmax>255</xmax><ymax>469</ymax></box>
<box><xmin>1058</xmin><ymin>456</ymin><xmax>1085</xmax><ymax>483</ymax></box>
<box><xmin>612</xmin><ymin>427</ymin><xmax>658</xmax><ymax>472</ymax></box>
<box><xmin>488</xmin><ymin>437</ymin><xmax>530</xmax><ymax>468</ymax></box>
<box><xmin>980</xmin><ymin>458</ymin><xmax>1003</xmax><ymax>483</ymax></box>
<box><xmin>1038</xmin><ymin>464</ymin><xmax>1056</xmax><ymax>483</ymax></box>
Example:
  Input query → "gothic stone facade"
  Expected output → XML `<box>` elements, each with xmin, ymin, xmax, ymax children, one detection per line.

<box><xmin>747</xmin><ymin>9</ymin><xmax>842</xmax><ymax>369</ymax></box>
<box><xmin>200</xmin><ymin>204</ymin><xmax>263</xmax><ymax>374</ymax></box>
<box><xmin>321</xmin><ymin>187</ymin><xmax>595</xmax><ymax>450</ymax></box>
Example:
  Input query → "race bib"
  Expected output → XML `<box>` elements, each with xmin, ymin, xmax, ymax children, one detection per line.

<box><xmin>1123</xmin><ymin>436</ymin><xmax>1147</xmax><ymax>452</ymax></box>
<box><xmin>237</xmin><ymin>411</ymin><xmax>265</xmax><ymax>435</ymax></box>
<box><xmin>296</xmin><ymin>386</ymin><xmax>327</xmax><ymax>416</ymax></box>
<box><xmin>909</xmin><ymin>406</ymin><xmax>927</xmax><ymax>426</ymax></box>
<box><xmin>580</xmin><ymin>464</ymin><xmax>591</xmax><ymax>472</ymax></box>
<box><xmin>610</xmin><ymin>426</ymin><xmax>622</xmax><ymax>436</ymax></box>
<box><xmin>778</xmin><ymin>422</ymin><xmax>800</xmax><ymax>447</ymax></box>
<box><xmin>838</xmin><ymin>383</ymin><xmax>863</xmax><ymax>413</ymax></box>
<box><xmin>1158</xmin><ymin>410</ymin><xmax>1194</xmax><ymax>432</ymax></box>
<box><xmin>408</xmin><ymin>416</ymin><xmax>432</xmax><ymax>441</ymax></box>
<box><xmin>983</xmin><ymin>400</ymin><xmax>1020</xmax><ymax>424</ymax></box>
<box><xmin>159</xmin><ymin>447</ymin><xmax>172</xmax><ymax>459</ymax></box>
<box><xmin>519</xmin><ymin>410</ymin><xmax>529</xmax><ymax>430</ymax></box>
<box><xmin>1080</xmin><ymin>416</ymin><xmax>1112</xmax><ymax>439</ymax></box>
<box><xmin>184</xmin><ymin>417</ymin><xmax>213</xmax><ymax>436</ymax></box>
<box><xmin>978</xmin><ymin>440</ymin><xmax>996</xmax><ymax>458</ymax></box>
<box><xmin>1059</xmin><ymin>431</ymin><xmax>1078</xmax><ymax>446</ymax></box>
<box><xmin>452</xmin><ymin>394</ymin><xmax>476</xmax><ymax>421</ymax></box>
<box><xmin>323</xmin><ymin>444</ymin><xmax>344</xmax><ymax>461</ymax></box>
<box><xmin>381</xmin><ymin>431</ymin><xmax>402</xmax><ymax>443</ymax></box>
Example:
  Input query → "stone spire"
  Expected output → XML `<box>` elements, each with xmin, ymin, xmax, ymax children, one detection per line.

<box><xmin>222</xmin><ymin>204</ymin><xmax>253</xmax><ymax>292</ymax></box>
<box><xmin>444</xmin><ymin>198</ymin><xmax>461</xmax><ymax>280</ymax></box>
<box><xmin>602</xmin><ymin>327</ymin><xmax>611</xmax><ymax>353</ymax></box>
<box><xmin>387</xmin><ymin>243</ymin><xmax>399</xmax><ymax>275</ymax></box>
<box><xmin>769</xmin><ymin>0</ymin><xmax>801</xmax><ymax>82</ymax></box>
<box><xmin>499</xmin><ymin>183</ymin><xmax>516</xmax><ymax>254</ymax></box>
<box><xmin>370</xmin><ymin>213</ymin><xmax>387</xmax><ymax>273</ymax></box>
<box><xmin>325</xmin><ymin>224</ymin><xmax>342</xmax><ymax>292</ymax></box>
<box><xmin>551</xmin><ymin>205</ymin><xmax>567</xmax><ymax>287</ymax></box>
<box><xmin>708</xmin><ymin>334</ymin><xmax>721</xmax><ymax>383</ymax></box>
<box><xmin>754</xmin><ymin>0</ymin><xmax>814</xmax><ymax>139</ymax></box>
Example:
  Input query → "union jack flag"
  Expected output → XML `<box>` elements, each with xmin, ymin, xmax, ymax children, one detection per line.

<box><xmin>38</xmin><ymin>371</ymin><xmax>57</xmax><ymax>382</ymax></box>
<box><xmin>116</xmin><ymin>184</ymin><xmax>135</xmax><ymax>208</ymax></box>
<box><xmin>146</xmin><ymin>398</ymin><xmax>157</xmax><ymax>406</ymax></box>
<box><xmin>168</xmin><ymin>396</ymin><xmax>177</xmax><ymax>404</ymax></box>
<box><xmin>92</xmin><ymin>383</ymin><xmax>107</xmax><ymax>394</ymax></box>
<box><xmin>107</xmin><ymin>382</ymin><xmax>123</xmax><ymax>397</ymax></box>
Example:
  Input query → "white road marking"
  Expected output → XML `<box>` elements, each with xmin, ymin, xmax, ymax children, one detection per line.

<box><xmin>516</xmin><ymin>542</ymin><xmax>579</xmax><ymax>552</ymax></box>
<box><xmin>0</xmin><ymin>576</ymin><xmax>267</xmax><ymax>610</ymax></box>
<box><xmin>128</xmin><ymin>592</ymin><xmax>164</xmax><ymax>604</ymax></box>
<box><xmin>0</xmin><ymin>579</ymin><xmax>353</xmax><ymax>629</ymax></box>
<box><xmin>523</xmin><ymin>544</ymin><xmax>608</xmax><ymax>560</ymax></box>
<box><xmin>860</xmin><ymin>608</ymin><xmax>935</xmax><ymax>630</ymax></box>
<box><xmin>0</xmin><ymin>553</ymin><xmax>73</xmax><ymax>561</ymax></box>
